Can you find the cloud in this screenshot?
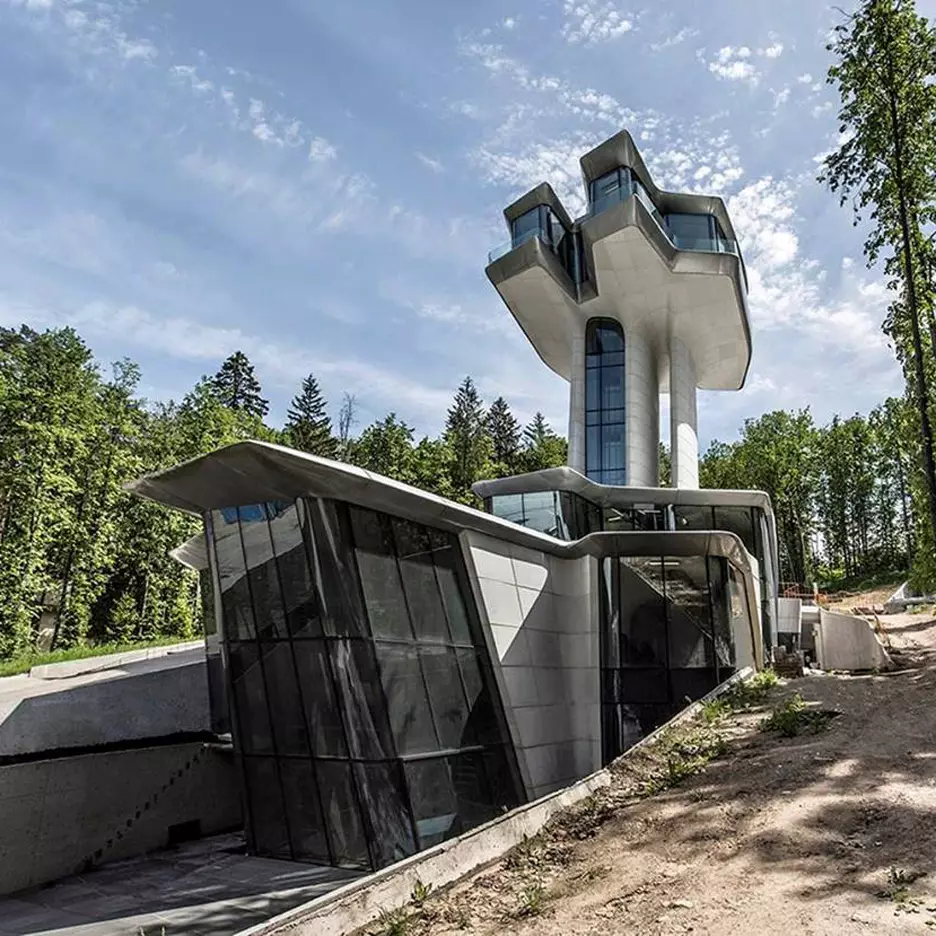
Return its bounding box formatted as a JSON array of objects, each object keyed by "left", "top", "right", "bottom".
[
  {"left": 649, "top": 27, "right": 699, "bottom": 51},
  {"left": 761, "top": 42, "right": 784, "bottom": 58},
  {"left": 503, "top": 16, "right": 517, "bottom": 29},
  {"left": 703, "top": 43, "right": 785, "bottom": 87},
  {"left": 561, "top": 0, "right": 635, "bottom": 44},
  {"left": 308, "top": 136, "right": 338, "bottom": 162},
  {"left": 415, "top": 152, "right": 445, "bottom": 174}
]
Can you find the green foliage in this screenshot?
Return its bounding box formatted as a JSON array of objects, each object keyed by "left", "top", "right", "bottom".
[
  {"left": 409, "top": 878, "right": 433, "bottom": 907},
  {"left": 445, "top": 377, "right": 493, "bottom": 502},
  {"left": 515, "top": 882, "right": 545, "bottom": 917},
  {"left": 285, "top": 373, "right": 337, "bottom": 457},
  {"left": 722, "top": 669, "right": 779, "bottom": 710},
  {"left": 822, "top": 0, "right": 936, "bottom": 588},
  {"left": 0, "top": 637, "right": 192, "bottom": 678},
  {"left": 641, "top": 727, "right": 728, "bottom": 796},
  {"left": 370, "top": 907, "right": 411, "bottom": 936},
  {"left": 521, "top": 412, "right": 567, "bottom": 472},
  {"left": 210, "top": 350, "right": 269, "bottom": 418},
  {"left": 487, "top": 395, "right": 522, "bottom": 475},
  {"left": 760, "top": 693, "right": 838, "bottom": 737}
]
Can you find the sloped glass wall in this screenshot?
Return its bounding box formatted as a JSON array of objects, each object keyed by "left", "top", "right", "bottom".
[{"left": 207, "top": 498, "right": 521, "bottom": 871}]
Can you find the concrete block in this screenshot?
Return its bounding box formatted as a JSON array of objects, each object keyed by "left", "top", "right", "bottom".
[
  {"left": 500, "top": 666, "right": 540, "bottom": 708},
  {"left": 476, "top": 579, "right": 523, "bottom": 628},
  {"left": 488, "top": 624, "right": 524, "bottom": 661},
  {"left": 468, "top": 545, "right": 515, "bottom": 584}
]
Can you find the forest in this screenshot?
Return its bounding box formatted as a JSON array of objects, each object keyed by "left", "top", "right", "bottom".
[{"left": 0, "top": 324, "right": 919, "bottom": 662}]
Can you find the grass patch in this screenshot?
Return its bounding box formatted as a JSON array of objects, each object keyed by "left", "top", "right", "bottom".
[
  {"left": 515, "top": 882, "right": 545, "bottom": 918},
  {"left": 641, "top": 726, "right": 728, "bottom": 796},
  {"left": 760, "top": 693, "right": 839, "bottom": 737},
  {"left": 0, "top": 637, "right": 194, "bottom": 678},
  {"left": 370, "top": 906, "right": 411, "bottom": 936}
]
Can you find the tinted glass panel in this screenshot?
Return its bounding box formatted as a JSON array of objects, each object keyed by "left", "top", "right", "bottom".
[
  {"left": 229, "top": 641, "right": 275, "bottom": 754},
  {"left": 429, "top": 528, "right": 474, "bottom": 645},
  {"left": 585, "top": 319, "right": 626, "bottom": 485},
  {"left": 260, "top": 641, "right": 309, "bottom": 756},
  {"left": 316, "top": 761, "right": 369, "bottom": 867},
  {"left": 393, "top": 518, "right": 449, "bottom": 642},
  {"left": 294, "top": 639, "right": 347, "bottom": 757},
  {"left": 713, "top": 506, "right": 757, "bottom": 556},
  {"left": 279, "top": 758, "right": 328, "bottom": 863},
  {"left": 449, "top": 751, "right": 496, "bottom": 830},
  {"left": 329, "top": 638, "right": 395, "bottom": 759},
  {"left": 405, "top": 759, "right": 459, "bottom": 848},
  {"left": 350, "top": 507, "right": 412, "bottom": 640},
  {"left": 421, "top": 645, "right": 469, "bottom": 750},
  {"left": 353, "top": 761, "right": 416, "bottom": 867},
  {"left": 457, "top": 648, "right": 501, "bottom": 746},
  {"left": 377, "top": 643, "right": 438, "bottom": 755},
  {"left": 269, "top": 504, "right": 322, "bottom": 639},
  {"left": 244, "top": 757, "right": 289, "bottom": 857}
]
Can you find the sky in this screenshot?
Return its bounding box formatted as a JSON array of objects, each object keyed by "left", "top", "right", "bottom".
[{"left": 0, "top": 0, "right": 925, "bottom": 449}]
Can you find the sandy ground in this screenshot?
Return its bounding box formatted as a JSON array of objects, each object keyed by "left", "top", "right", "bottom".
[{"left": 390, "top": 610, "right": 936, "bottom": 936}]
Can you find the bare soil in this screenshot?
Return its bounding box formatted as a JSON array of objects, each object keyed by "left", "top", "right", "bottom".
[{"left": 386, "top": 612, "right": 936, "bottom": 936}]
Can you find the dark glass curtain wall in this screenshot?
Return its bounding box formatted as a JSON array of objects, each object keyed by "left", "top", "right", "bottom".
[
  {"left": 599, "top": 554, "right": 742, "bottom": 764},
  {"left": 486, "top": 491, "right": 601, "bottom": 541},
  {"left": 585, "top": 319, "right": 626, "bottom": 486},
  {"left": 207, "top": 498, "right": 521, "bottom": 871}
]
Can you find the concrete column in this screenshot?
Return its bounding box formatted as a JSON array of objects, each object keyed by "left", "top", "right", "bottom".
[
  {"left": 568, "top": 318, "right": 586, "bottom": 474},
  {"left": 669, "top": 337, "right": 699, "bottom": 489},
  {"left": 625, "top": 330, "right": 658, "bottom": 487}
]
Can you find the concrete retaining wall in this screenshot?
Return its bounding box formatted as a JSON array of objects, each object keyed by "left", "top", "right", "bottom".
[
  {"left": 815, "top": 609, "right": 893, "bottom": 672},
  {"left": 0, "top": 742, "right": 241, "bottom": 895}
]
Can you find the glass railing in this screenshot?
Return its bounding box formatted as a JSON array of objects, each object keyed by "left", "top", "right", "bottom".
[
  {"left": 487, "top": 227, "right": 547, "bottom": 264},
  {"left": 669, "top": 234, "right": 740, "bottom": 256}
]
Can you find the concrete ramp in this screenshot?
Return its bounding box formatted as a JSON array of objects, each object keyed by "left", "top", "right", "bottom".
[{"left": 815, "top": 609, "right": 893, "bottom": 672}]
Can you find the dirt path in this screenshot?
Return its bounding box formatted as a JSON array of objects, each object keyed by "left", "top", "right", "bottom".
[{"left": 387, "top": 614, "right": 936, "bottom": 936}]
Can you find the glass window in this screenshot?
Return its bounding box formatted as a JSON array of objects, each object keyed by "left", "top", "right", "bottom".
[
  {"left": 229, "top": 641, "right": 275, "bottom": 755},
  {"left": 353, "top": 761, "right": 416, "bottom": 867},
  {"left": 457, "top": 647, "right": 502, "bottom": 746},
  {"left": 350, "top": 507, "right": 413, "bottom": 640},
  {"left": 713, "top": 506, "right": 757, "bottom": 556},
  {"left": 585, "top": 319, "right": 626, "bottom": 486},
  {"left": 279, "top": 758, "right": 328, "bottom": 864},
  {"left": 269, "top": 504, "right": 322, "bottom": 639},
  {"left": 244, "top": 757, "right": 290, "bottom": 858},
  {"left": 511, "top": 206, "right": 544, "bottom": 246},
  {"left": 293, "top": 639, "right": 347, "bottom": 757},
  {"left": 376, "top": 642, "right": 439, "bottom": 755},
  {"left": 260, "top": 641, "right": 310, "bottom": 756},
  {"left": 304, "top": 499, "right": 367, "bottom": 637},
  {"left": 489, "top": 495, "right": 524, "bottom": 527},
  {"left": 674, "top": 504, "right": 715, "bottom": 532},
  {"left": 421, "top": 645, "right": 469, "bottom": 750},
  {"left": 329, "top": 638, "right": 395, "bottom": 759},
  {"left": 316, "top": 761, "right": 369, "bottom": 868},
  {"left": 666, "top": 213, "right": 716, "bottom": 251},
  {"left": 428, "top": 528, "right": 474, "bottom": 645},
  {"left": 393, "top": 519, "right": 449, "bottom": 642},
  {"left": 405, "top": 759, "right": 459, "bottom": 848}
]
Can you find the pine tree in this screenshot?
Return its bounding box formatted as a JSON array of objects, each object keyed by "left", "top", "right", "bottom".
[
  {"left": 522, "top": 413, "right": 567, "bottom": 472},
  {"left": 487, "top": 396, "right": 522, "bottom": 475},
  {"left": 210, "top": 351, "right": 269, "bottom": 417},
  {"left": 445, "top": 377, "right": 492, "bottom": 501},
  {"left": 286, "top": 374, "right": 336, "bottom": 457}
]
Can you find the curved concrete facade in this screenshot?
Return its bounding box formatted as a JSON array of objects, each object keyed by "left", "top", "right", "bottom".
[{"left": 486, "top": 129, "right": 751, "bottom": 488}]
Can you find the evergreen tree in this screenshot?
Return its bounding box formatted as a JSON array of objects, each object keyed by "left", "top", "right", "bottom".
[
  {"left": 445, "top": 377, "right": 492, "bottom": 501},
  {"left": 351, "top": 413, "right": 416, "bottom": 481},
  {"left": 521, "top": 413, "right": 567, "bottom": 472},
  {"left": 286, "top": 374, "right": 336, "bottom": 457},
  {"left": 210, "top": 351, "right": 269, "bottom": 417},
  {"left": 487, "top": 396, "right": 522, "bottom": 475}
]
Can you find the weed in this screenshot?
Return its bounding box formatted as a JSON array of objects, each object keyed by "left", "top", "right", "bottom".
[
  {"left": 504, "top": 834, "right": 544, "bottom": 871},
  {"left": 878, "top": 867, "right": 929, "bottom": 914},
  {"left": 515, "top": 882, "right": 545, "bottom": 917},
  {"left": 641, "top": 727, "right": 727, "bottom": 795},
  {"left": 371, "top": 906, "right": 411, "bottom": 936},
  {"left": 701, "top": 697, "right": 732, "bottom": 723},
  {"left": 723, "top": 669, "right": 779, "bottom": 710},
  {"left": 410, "top": 878, "right": 433, "bottom": 907},
  {"left": 760, "top": 694, "right": 839, "bottom": 737}
]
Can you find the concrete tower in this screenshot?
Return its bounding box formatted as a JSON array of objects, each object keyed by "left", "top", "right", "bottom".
[{"left": 485, "top": 130, "right": 751, "bottom": 490}]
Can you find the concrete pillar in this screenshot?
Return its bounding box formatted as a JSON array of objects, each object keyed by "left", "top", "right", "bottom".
[
  {"left": 625, "top": 330, "right": 658, "bottom": 487},
  {"left": 669, "top": 337, "right": 699, "bottom": 489},
  {"left": 568, "top": 318, "right": 586, "bottom": 474}
]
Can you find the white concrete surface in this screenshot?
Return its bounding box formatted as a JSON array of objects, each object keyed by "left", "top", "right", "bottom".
[
  {"left": 625, "top": 329, "right": 659, "bottom": 487},
  {"left": 0, "top": 833, "right": 359, "bottom": 936},
  {"left": 777, "top": 598, "right": 802, "bottom": 636},
  {"left": 568, "top": 318, "right": 587, "bottom": 475},
  {"left": 669, "top": 337, "right": 699, "bottom": 489},
  {"left": 29, "top": 640, "right": 204, "bottom": 680},
  {"left": 0, "top": 743, "right": 240, "bottom": 896},
  {"left": 815, "top": 609, "right": 893, "bottom": 672},
  {"left": 0, "top": 649, "right": 211, "bottom": 756},
  {"left": 462, "top": 532, "right": 601, "bottom": 799}
]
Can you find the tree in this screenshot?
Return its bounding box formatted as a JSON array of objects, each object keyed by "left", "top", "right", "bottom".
[
  {"left": 658, "top": 443, "right": 672, "bottom": 487},
  {"left": 210, "top": 351, "right": 269, "bottom": 417},
  {"left": 445, "top": 377, "right": 492, "bottom": 501},
  {"left": 351, "top": 413, "right": 416, "bottom": 481},
  {"left": 285, "top": 374, "right": 336, "bottom": 457},
  {"left": 487, "top": 396, "right": 522, "bottom": 475},
  {"left": 337, "top": 392, "right": 358, "bottom": 461},
  {"left": 521, "top": 413, "right": 568, "bottom": 472},
  {"left": 821, "top": 0, "right": 936, "bottom": 563}
]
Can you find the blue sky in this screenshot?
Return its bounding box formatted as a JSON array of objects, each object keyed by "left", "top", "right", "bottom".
[{"left": 0, "top": 0, "right": 920, "bottom": 448}]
